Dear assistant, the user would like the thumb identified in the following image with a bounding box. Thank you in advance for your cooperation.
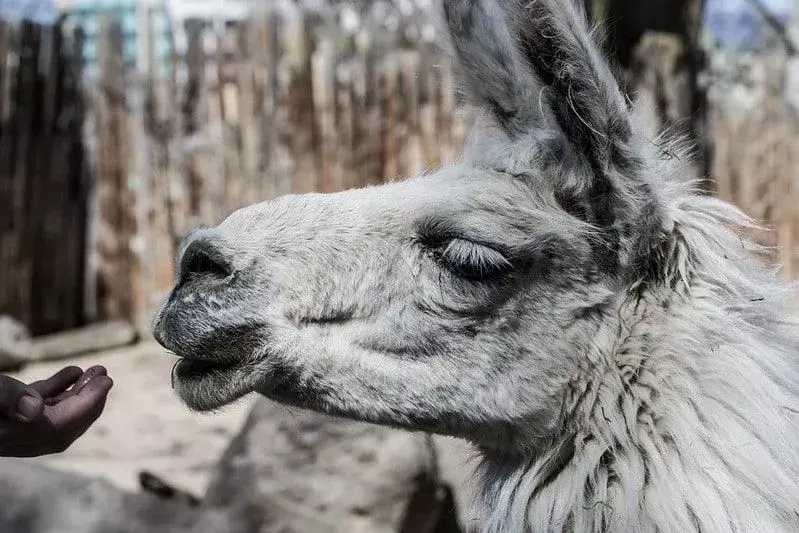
[0,374,44,422]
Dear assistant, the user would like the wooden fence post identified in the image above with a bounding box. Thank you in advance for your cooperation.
[254,9,280,202]
[0,20,8,142]
[312,33,336,192]
[336,61,356,191]
[96,17,135,322]
[139,6,176,321]
[208,18,232,224]
[236,20,259,207]
[31,24,65,333]
[284,7,318,194]
[0,19,12,318]
[350,30,369,188]
[183,18,209,229]
[68,26,90,331]
[165,20,187,257]
[7,22,41,330]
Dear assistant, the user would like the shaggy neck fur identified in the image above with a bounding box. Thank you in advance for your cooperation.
[474,183,799,532]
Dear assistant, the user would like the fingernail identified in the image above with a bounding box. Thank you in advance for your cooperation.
[16,394,43,422]
[85,366,107,382]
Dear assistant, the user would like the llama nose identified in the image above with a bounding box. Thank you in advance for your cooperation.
[179,234,234,282]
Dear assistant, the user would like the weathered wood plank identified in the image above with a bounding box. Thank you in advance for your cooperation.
[237,21,259,207]
[285,8,318,194]
[0,20,15,318]
[31,24,65,334]
[165,21,188,257]
[312,35,336,192]
[336,62,356,191]
[255,10,280,202]
[65,26,89,331]
[96,18,134,322]
[0,19,9,141]
[208,19,231,224]
[350,34,369,188]
[9,22,41,330]
[139,6,175,321]
[182,18,209,232]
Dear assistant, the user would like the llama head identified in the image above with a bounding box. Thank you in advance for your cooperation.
[153,0,669,454]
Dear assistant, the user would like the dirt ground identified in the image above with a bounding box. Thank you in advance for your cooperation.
[7,342,479,517]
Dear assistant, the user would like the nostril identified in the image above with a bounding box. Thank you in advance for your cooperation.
[185,251,230,278]
[180,240,233,281]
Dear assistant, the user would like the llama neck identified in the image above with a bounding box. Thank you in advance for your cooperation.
[473,286,799,533]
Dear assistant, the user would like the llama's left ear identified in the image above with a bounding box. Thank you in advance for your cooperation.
[509,0,662,273]
[444,0,660,270]
[512,0,637,179]
[443,0,645,198]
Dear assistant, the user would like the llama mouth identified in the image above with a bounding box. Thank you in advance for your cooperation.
[171,357,241,388]
[170,355,258,411]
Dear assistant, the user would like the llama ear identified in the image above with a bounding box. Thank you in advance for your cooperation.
[444,0,637,175]
[441,0,544,134]
[446,0,659,272]
[512,0,636,174]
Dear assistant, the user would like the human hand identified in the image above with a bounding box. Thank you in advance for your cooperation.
[0,366,113,457]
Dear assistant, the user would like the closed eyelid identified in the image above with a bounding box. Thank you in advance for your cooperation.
[443,239,512,266]
[445,237,512,261]
[415,217,459,243]
[414,211,544,253]
[416,218,510,253]
[433,239,513,282]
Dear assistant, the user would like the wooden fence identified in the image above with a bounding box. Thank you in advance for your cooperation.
[0,20,89,336]
[710,58,799,278]
[1,6,470,334]
[93,6,469,331]
[1,5,798,335]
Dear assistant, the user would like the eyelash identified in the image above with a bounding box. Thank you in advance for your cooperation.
[429,238,512,281]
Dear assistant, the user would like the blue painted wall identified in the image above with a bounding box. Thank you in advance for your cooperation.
[0,0,58,25]
[705,0,794,50]
[63,0,173,78]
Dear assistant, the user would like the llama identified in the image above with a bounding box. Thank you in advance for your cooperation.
[153,0,799,530]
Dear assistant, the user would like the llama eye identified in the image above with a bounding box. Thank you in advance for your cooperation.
[435,239,511,281]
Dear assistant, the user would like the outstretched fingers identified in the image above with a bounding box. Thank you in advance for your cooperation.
[29,366,83,399]
[47,373,113,434]
[46,366,108,405]
[0,367,114,458]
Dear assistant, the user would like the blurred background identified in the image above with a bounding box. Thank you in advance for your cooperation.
[0,0,797,532]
